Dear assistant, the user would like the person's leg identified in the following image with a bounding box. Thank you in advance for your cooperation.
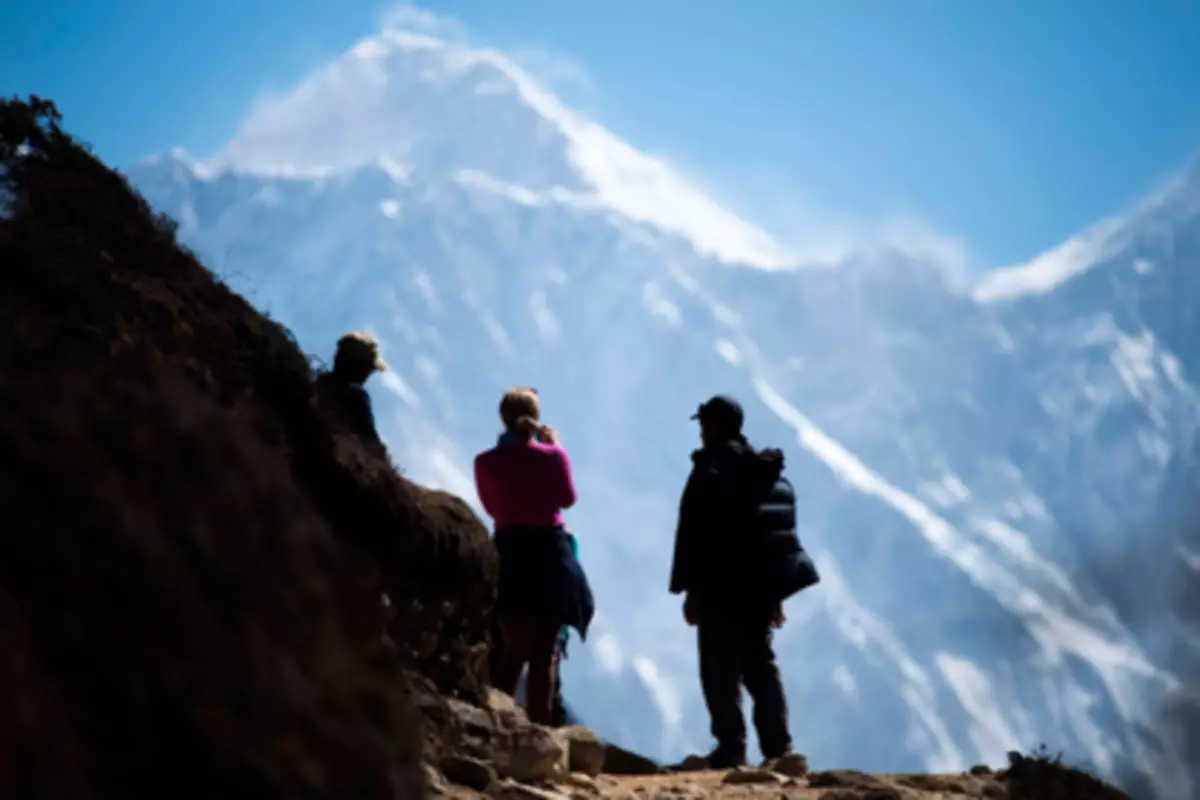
[488,618,507,687]
[493,616,530,697]
[697,609,748,765]
[550,658,568,727]
[522,618,561,726]
[738,614,792,760]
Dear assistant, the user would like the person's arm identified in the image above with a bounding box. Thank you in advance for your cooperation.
[353,389,384,446]
[672,470,707,625]
[551,445,578,510]
[668,529,689,595]
[474,456,497,518]
[668,469,700,595]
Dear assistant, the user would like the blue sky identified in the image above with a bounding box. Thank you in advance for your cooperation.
[3,0,1199,267]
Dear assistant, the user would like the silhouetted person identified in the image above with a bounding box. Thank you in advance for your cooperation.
[669,395,820,768]
[475,388,594,725]
[314,331,386,448]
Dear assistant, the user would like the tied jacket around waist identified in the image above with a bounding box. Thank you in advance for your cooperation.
[475,435,594,640]
[669,439,819,611]
[493,527,594,642]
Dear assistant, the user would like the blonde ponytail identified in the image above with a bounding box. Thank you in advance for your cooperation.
[499,387,540,442]
[513,415,540,442]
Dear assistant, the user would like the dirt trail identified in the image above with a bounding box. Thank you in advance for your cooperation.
[589,768,1003,800]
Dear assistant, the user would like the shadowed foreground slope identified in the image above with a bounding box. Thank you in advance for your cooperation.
[0,97,1133,800]
[0,96,496,799]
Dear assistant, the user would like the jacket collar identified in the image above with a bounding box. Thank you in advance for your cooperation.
[692,437,749,462]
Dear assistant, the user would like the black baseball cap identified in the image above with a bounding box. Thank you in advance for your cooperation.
[690,395,744,429]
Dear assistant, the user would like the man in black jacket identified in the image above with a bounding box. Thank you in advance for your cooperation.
[669,395,819,768]
[314,331,386,448]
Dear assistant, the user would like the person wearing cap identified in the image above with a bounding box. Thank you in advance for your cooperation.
[314,331,387,448]
[669,394,819,768]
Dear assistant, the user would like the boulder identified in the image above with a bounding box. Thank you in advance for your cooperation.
[807,769,885,789]
[446,696,498,759]
[488,687,529,730]
[768,752,809,778]
[424,764,450,796]
[601,744,667,776]
[488,778,572,800]
[559,726,607,777]
[448,697,496,736]
[721,768,782,785]
[559,772,600,797]
[494,724,568,783]
[439,754,497,790]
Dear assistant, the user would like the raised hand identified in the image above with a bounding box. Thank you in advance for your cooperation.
[770,603,786,629]
[683,593,699,626]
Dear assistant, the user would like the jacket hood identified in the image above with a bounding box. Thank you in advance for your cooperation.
[692,440,786,485]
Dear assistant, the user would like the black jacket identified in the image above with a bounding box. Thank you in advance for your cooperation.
[314,371,382,446]
[669,439,819,609]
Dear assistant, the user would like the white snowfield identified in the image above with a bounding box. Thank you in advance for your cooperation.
[125,9,1200,799]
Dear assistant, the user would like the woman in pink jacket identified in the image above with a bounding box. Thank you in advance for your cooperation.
[474,387,594,725]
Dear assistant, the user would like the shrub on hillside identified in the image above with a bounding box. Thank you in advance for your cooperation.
[1004,745,1131,800]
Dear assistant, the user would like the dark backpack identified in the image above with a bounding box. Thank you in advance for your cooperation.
[755,472,820,601]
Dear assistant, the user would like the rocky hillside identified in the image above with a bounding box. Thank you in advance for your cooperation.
[428,689,1132,800]
[0,95,495,800]
[0,96,1130,799]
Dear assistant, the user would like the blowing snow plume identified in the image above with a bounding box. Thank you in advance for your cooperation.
[0,95,498,800]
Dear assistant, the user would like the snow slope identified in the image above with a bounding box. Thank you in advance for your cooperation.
[126,17,1200,799]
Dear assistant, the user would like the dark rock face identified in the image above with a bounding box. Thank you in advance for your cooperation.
[1004,748,1132,800]
[0,97,497,799]
[602,744,666,776]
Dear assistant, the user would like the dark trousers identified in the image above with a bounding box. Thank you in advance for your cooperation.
[489,622,570,727]
[491,615,561,726]
[698,607,791,759]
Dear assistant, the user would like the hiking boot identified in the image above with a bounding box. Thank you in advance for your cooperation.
[705,745,748,770]
[759,745,793,767]
[762,751,807,777]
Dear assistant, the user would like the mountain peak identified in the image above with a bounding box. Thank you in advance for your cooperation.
[216,29,572,183]
[208,24,794,270]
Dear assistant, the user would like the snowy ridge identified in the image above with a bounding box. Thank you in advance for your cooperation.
[974,153,1200,303]
[209,28,794,270]
[972,217,1131,303]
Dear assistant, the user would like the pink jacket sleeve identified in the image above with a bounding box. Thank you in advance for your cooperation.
[553,446,578,510]
[474,455,497,518]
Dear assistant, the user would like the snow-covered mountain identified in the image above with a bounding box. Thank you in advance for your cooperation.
[125,17,1200,799]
